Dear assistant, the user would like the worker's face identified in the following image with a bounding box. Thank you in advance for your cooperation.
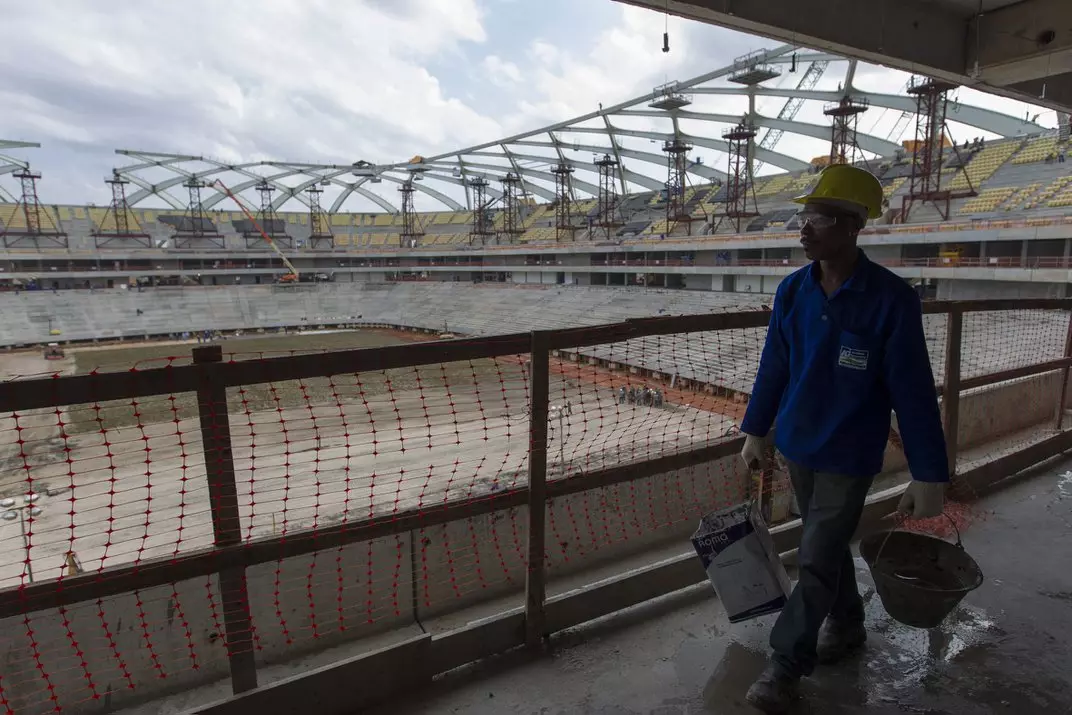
[798,202,858,261]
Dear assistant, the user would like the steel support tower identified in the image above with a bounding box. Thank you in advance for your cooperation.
[173,179,224,249]
[594,154,623,241]
[305,184,333,249]
[663,138,696,236]
[92,172,150,248]
[552,163,579,242]
[0,169,67,249]
[824,96,870,166]
[900,77,976,222]
[468,177,494,246]
[498,172,525,244]
[245,180,292,249]
[399,180,424,247]
[719,123,759,234]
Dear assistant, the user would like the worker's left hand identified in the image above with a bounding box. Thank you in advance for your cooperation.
[897,480,946,520]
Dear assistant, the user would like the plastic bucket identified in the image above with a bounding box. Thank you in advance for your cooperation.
[859,518,984,629]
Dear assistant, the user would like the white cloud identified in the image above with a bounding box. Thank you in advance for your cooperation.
[482,55,523,87]
[0,0,497,208]
[0,0,1058,211]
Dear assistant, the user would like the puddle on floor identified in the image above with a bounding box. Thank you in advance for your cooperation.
[1058,470,1072,499]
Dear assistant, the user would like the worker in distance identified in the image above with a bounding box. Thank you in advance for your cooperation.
[738,164,948,713]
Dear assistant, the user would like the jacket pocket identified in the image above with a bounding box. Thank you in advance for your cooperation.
[834,330,878,376]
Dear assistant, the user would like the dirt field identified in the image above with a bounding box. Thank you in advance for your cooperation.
[0,329,737,587]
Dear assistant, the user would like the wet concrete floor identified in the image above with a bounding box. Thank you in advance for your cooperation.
[369,463,1072,714]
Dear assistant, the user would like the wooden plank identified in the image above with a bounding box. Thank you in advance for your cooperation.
[943,308,963,477]
[546,438,743,500]
[545,310,771,350]
[952,297,1072,312]
[525,331,550,647]
[189,633,432,715]
[193,345,258,694]
[0,364,202,412]
[958,356,1072,391]
[212,332,532,388]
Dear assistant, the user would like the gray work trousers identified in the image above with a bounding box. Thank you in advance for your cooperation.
[770,460,874,678]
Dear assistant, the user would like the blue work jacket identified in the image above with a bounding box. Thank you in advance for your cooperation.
[740,250,948,482]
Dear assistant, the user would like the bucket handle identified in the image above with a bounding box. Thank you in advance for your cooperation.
[875,511,963,563]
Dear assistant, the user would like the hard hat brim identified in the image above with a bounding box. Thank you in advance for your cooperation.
[792,192,881,220]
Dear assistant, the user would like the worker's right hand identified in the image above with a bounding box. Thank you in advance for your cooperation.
[740,433,768,471]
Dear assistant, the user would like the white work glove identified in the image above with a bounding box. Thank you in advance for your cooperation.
[897,480,945,520]
[740,433,768,470]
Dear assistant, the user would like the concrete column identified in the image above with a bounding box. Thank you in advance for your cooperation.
[1021,241,1030,262]
[1064,239,1071,260]
[978,242,987,259]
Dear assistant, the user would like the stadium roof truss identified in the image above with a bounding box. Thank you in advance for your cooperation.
[0,141,39,203]
[110,44,1045,214]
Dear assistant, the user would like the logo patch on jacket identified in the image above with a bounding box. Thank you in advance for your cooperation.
[838,346,869,371]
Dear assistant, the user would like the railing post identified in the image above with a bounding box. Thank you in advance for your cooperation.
[943,307,963,480]
[193,345,258,694]
[525,330,550,647]
[1055,309,1072,430]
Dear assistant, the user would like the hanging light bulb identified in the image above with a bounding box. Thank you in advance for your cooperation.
[663,32,670,53]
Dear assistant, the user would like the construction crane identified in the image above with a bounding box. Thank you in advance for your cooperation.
[211,179,299,283]
[753,60,830,174]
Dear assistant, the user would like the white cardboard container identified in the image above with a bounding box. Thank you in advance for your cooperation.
[690,501,792,623]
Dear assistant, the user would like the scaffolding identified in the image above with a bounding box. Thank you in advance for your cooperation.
[243,180,292,249]
[306,184,333,249]
[594,154,623,241]
[663,138,697,236]
[172,179,224,249]
[498,172,525,244]
[900,77,976,222]
[718,123,759,234]
[468,177,494,246]
[92,172,150,248]
[552,163,579,242]
[824,96,870,166]
[399,180,424,247]
[0,169,67,249]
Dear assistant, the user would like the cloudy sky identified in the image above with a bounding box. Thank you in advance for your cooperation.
[0,0,1058,212]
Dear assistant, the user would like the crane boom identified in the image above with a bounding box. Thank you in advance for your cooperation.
[210,179,299,280]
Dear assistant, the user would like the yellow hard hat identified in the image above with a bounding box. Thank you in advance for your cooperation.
[792,164,883,220]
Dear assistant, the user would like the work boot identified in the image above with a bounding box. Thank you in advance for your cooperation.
[745,665,799,714]
[816,619,867,665]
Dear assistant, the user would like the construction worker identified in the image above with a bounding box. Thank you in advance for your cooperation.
[739,165,948,713]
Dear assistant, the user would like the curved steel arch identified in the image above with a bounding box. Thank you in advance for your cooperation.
[109,44,1045,214]
[689,87,1042,137]
[329,179,399,214]
[375,171,468,210]
[615,108,902,157]
[419,170,505,201]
